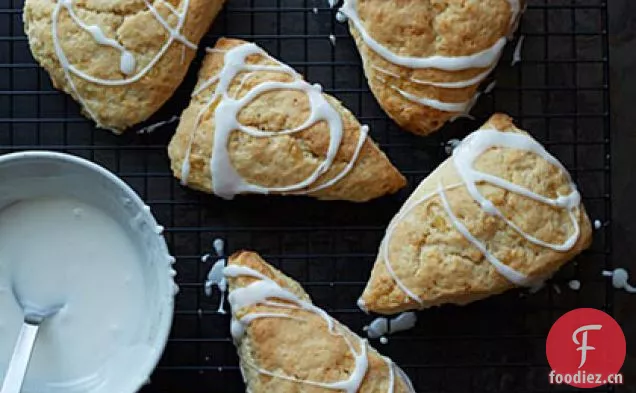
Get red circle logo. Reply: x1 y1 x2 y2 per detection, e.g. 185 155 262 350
546 308 626 388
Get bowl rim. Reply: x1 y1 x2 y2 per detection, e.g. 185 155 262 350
0 150 175 393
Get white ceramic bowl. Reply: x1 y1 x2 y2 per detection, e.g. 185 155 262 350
0 151 175 393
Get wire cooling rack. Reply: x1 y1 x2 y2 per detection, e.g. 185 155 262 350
0 0 612 392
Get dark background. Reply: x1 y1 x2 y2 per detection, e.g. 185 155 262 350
0 0 633 392
609 1 635 391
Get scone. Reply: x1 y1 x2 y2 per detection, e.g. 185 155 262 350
359 114 592 314
168 38 406 202
225 251 416 393
23 0 225 133
339 0 525 135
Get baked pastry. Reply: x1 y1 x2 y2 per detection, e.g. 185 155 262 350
359 114 592 314
168 38 406 202
23 0 225 133
225 251 416 393
338 0 525 135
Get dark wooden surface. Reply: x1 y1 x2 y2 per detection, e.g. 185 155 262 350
609 0 635 391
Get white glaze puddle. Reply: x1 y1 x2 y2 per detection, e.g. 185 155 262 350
0 198 148 391
568 280 581 291
444 138 462 155
602 268 636 293
50 0 196 126
364 312 417 339
371 127 583 307
594 220 602 230
203 238 227 313
224 265 415 393
180 42 368 199
340 0 521 114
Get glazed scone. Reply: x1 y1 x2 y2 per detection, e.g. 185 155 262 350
168 38 406 202
225 251 416 393
339 0 525 135
23 0 225 133
359 114 592 314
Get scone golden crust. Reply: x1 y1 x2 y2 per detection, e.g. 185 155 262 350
226 251 415 393
168 38 406 202
341 0 525 135
23 0 225 133
360 114 592 314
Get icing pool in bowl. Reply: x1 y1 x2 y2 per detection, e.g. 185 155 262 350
0 151 176 393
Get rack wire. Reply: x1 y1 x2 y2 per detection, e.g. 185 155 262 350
0 0 612 392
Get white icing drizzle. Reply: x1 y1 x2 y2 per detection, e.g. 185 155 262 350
329 34 337 46
51 0 196 124
373 64 496 89
341 0 521 114
136 115 180 134
602 268 636 293
180 43 368 199
341 0 508 70
484 80 497 94
224 264 414 393
511 35 525 66
62 2 136 75
380 127 584 304
453 129 582 252
393 86 471 113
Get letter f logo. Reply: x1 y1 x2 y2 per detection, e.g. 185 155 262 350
572 324 602 368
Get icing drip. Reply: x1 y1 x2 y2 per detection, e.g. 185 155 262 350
602 268 636 293
381 127 583 304
136 115 179 134
61 1 136 75
51 0 196 124
203 238 228 313
364 312 417 339
180 43 368 199
224 264 414 392
341 0 521 114
511 35 525 66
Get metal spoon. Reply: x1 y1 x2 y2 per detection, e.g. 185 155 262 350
0 285 63 393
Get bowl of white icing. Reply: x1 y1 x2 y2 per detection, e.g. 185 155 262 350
0 151 176 393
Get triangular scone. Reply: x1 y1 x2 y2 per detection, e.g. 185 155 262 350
359 114 592 314
339 0 525 136
168 38 406 202
225 251 415 393
24 0 225 133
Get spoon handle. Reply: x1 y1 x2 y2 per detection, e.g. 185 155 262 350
0 323 40 393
